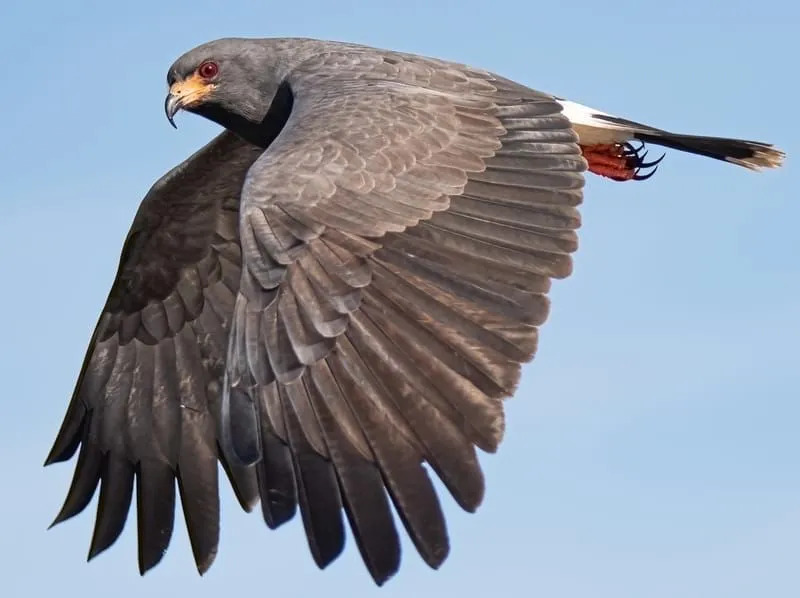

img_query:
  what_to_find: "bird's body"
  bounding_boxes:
[46,37,784,585]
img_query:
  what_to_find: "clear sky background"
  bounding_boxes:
[1,1,798,596]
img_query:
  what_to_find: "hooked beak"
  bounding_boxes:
[164,93,181,128]
[164,74,216,129]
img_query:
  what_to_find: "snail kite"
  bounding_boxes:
[45,37,785,585]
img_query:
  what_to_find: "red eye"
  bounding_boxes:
[198,61,219,79]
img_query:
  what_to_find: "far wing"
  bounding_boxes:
[224,51,585,584]
[46,131,264,574]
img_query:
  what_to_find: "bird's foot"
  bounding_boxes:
[581,142,665,181]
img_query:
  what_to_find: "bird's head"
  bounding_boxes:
[164,38,283,140]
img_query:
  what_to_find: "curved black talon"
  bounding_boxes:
[623,141,666,181]
[639,153,666,169]
[633,164,660,180]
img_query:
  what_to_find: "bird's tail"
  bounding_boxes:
[632,130,785,171]
[557,100,786,181]
[587,113,786,180]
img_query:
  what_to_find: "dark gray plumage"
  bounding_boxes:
[46,37,783,585]
[47,131,264,574]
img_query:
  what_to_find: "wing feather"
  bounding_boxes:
[88,455,135,560]
[224,49,585,581]
[46,131,264,574]
[256,425,297,529]
[305,373,401,585]
[280,383,345,568]
[135,458,176,573]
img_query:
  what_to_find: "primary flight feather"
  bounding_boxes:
[46,37,784,585]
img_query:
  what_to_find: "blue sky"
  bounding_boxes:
[1,1,798,596]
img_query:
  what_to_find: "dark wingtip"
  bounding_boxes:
[370,569,397,587]
[45,403,87,466]
[43,451,61,467]
[311,538,346,570]
[195,548,218,576]
[44,437,79,466]
[262,495,297,529]
[363,543,402,587]
[219,455,261,513]
[87,541,107,563]
[138,549,167,576]
[135,460,177,577]
[49,505,77,529]
[87,520,123,562]
[427,547,450,570]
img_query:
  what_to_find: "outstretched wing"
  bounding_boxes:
[46,131,264,574]
[224,50,586,584]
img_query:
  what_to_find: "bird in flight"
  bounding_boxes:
[45,37,784,585]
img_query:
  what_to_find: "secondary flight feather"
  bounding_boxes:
[46,37,785,585]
